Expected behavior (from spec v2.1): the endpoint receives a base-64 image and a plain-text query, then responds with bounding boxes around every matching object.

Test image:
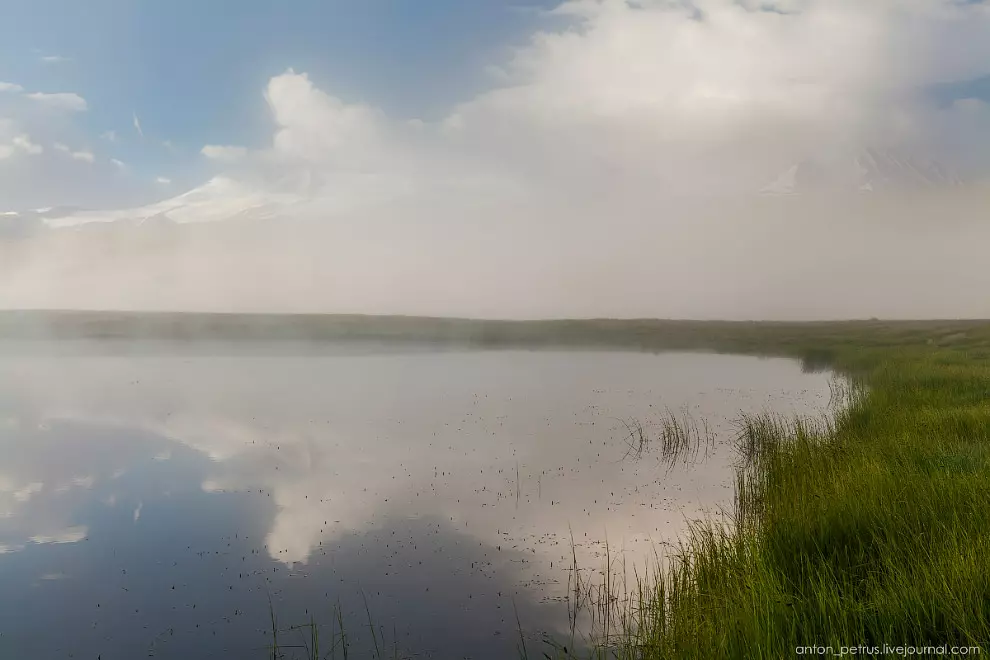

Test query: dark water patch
[0,420,561,659]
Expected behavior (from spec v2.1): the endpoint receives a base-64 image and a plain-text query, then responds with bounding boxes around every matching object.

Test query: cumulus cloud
[15,1,990,210]
[182,0,990,207]
[265,70,387,164]
[433,0,990,194]
[0,82,24,93]
[155,176,171,185]
[25,92,88,112]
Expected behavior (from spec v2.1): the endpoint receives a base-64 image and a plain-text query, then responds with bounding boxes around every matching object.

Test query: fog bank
[1,188,987,321]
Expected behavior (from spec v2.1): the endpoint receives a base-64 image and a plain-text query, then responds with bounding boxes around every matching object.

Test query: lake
[0,343,836,659]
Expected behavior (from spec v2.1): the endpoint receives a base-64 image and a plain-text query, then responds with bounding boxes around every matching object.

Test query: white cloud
[429,0,990,194]
[169,1,990,211]
[12,2,990,211]
[201,144,248,162]
[0,81,24,93]
[71,475,95,488]
[28,526,87,545]
[0,145,13,160]
[54,474,96,494]
[40,573,68,580]
[13,482,43,502]
[40,55,71,64]
[53,143,95,162]
[264,70,387,165]
[110,158,126,169]
[12,134,43,155]
[25,92,88,112]
[155,176,171,185]
[101,130,117,142]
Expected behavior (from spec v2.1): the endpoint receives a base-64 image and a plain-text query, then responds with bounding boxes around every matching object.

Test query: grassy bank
[543,323,990,658]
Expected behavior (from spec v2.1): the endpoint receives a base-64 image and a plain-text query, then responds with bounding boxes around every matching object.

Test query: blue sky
[0,0,559,188]
[2,0,990,212]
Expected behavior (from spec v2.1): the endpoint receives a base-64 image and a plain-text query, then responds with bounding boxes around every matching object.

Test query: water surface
[0,343,834,658]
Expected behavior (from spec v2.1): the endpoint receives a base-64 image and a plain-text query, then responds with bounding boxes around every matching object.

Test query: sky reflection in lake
[0,344,835,658]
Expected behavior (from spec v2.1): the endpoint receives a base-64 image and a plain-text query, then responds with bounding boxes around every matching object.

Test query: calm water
[0,343,835,659]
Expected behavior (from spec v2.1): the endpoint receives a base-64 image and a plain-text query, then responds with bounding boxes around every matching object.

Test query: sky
[2,0,990,319]
[0,0,565,205]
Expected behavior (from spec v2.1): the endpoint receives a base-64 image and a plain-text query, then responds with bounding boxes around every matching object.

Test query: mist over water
[0,345,835,658]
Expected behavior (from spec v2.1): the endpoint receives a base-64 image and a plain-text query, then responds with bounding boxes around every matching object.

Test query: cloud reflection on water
[0,345,834,658]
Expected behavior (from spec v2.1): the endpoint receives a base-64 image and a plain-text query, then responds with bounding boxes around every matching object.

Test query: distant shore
[1,310,987,359]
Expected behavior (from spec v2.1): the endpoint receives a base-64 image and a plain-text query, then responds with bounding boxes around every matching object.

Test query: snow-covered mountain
[760,148,963,196]
[0,206,89,235]
[35,177,308,229]
[0,212,39,239]
[0,169,402,232]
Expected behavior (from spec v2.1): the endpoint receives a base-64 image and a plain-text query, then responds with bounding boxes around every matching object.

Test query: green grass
[264,594,406,660]
[541,325,990,659]
[616,408,716,469]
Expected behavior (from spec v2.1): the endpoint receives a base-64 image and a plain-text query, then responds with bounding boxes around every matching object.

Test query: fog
[3,0,990,320]
[1,187,988,320]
